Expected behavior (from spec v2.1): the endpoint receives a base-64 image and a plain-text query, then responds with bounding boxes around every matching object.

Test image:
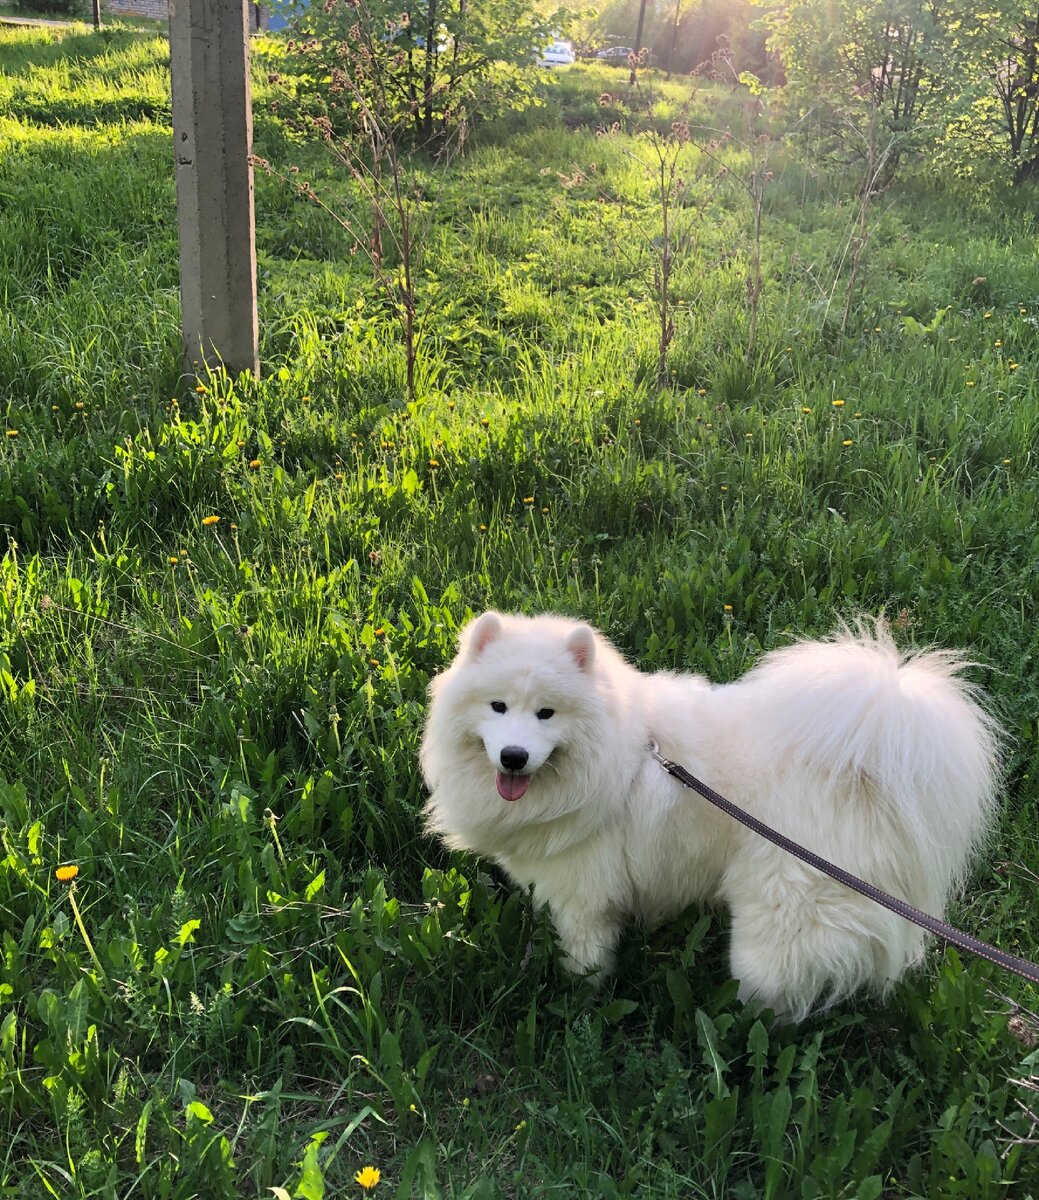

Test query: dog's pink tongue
[496,772,530,801]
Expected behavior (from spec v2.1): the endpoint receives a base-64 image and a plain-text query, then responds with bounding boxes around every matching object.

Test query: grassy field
[1,23,1039,1198]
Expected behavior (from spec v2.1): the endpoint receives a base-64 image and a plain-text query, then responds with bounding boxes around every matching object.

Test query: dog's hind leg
[725,853,919,1021]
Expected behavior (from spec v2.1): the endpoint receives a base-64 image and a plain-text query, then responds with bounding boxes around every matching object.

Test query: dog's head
[458,611,597,800]
[421,611,613,815]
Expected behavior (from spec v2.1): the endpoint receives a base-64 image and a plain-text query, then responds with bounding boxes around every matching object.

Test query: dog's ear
[462,611,504,660]
[566,624,596,672]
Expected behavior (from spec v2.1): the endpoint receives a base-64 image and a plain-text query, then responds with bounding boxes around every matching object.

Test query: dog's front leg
[530,857,628,986]
[508,836,631,986]
[551,903,623,986]
[554,912,619,979]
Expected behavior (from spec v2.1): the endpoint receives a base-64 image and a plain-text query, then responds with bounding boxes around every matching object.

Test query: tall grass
[0,27,1038,1197]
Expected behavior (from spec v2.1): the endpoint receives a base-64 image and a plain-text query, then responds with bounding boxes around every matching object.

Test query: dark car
[596,46,634,64]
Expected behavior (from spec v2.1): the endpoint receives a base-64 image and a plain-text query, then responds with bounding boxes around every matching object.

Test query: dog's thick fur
[420,612,1001,1019]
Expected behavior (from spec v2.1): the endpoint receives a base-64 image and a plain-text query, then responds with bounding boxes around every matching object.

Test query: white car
[539,39,576,67]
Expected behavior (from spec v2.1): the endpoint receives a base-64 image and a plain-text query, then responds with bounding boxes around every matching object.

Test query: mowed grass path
[1,24,1038,1198]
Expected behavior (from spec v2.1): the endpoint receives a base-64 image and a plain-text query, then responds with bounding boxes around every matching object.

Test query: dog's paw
[556,925,619,989]
[559,950,610,990]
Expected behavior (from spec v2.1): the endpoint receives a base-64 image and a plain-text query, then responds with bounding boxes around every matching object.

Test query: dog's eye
[490,701,507,714]
[536,708,555,720]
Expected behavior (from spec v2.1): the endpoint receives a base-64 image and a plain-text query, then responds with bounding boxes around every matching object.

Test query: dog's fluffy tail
[743,620,1002,892]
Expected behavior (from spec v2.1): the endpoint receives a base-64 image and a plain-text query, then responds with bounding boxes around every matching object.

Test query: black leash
[649,741,1039,987]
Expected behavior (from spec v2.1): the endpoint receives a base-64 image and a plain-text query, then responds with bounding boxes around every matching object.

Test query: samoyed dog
[420,612,1001,1020]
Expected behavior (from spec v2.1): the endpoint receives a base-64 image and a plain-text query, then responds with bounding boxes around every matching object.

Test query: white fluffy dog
[420,612,1001,1020]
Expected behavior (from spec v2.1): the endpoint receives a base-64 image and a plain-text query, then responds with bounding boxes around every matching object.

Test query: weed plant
[1,29,1038,1198]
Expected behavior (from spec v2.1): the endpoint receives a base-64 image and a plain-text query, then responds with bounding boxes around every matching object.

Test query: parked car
[539,39,576,67]
[596,46,633,65]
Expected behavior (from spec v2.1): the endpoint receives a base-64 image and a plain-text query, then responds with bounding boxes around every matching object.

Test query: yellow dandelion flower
[230,524,238,532]
[723,604,733,612]
[542,506,549,514]
[720,485,728,492]
[801,406,812,413]
[523,496,534,505]
[994,340,1002,347]
[75,402,85,410]
[480,417,490,427]
[355,1165,381,1191]
[169,556,179,565]
[832,399,845,408]
[873,326,881,332]
[984,312,992,319]
[696,388,707,396]
[196,384,207,394]
[428,459,439,468]
[1019,307,1027,314]
[249,459,261,469]
[374,627,386,637]
[965,381,975,387]
[202,515,220,526]
[842,439,853,446]
[744,433,753,439]
[479,524,487,532]
[1009,362,1019,370]
[448,401,456,410]
[1003,458,1012,464]
[55,865,79,883]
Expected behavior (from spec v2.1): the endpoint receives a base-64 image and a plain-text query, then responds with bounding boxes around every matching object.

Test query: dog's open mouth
[496,771,530,801]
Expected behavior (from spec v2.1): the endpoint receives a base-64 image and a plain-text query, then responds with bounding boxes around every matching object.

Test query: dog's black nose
[500,745,529,772]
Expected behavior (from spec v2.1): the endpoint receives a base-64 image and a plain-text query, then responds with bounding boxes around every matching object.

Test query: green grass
[1,28,1038,1198]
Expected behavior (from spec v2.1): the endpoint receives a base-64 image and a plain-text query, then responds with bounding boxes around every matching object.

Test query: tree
[940,2,1039,181]
[287,0,560,142]
[264,0,563,402]
[996,6,1039,177]
[758,0,967,185]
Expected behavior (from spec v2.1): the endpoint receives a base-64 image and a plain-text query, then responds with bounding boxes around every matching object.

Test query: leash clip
[648,738,671,771]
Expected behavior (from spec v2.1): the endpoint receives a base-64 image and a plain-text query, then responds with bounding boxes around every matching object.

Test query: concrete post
[170,0,260,379]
